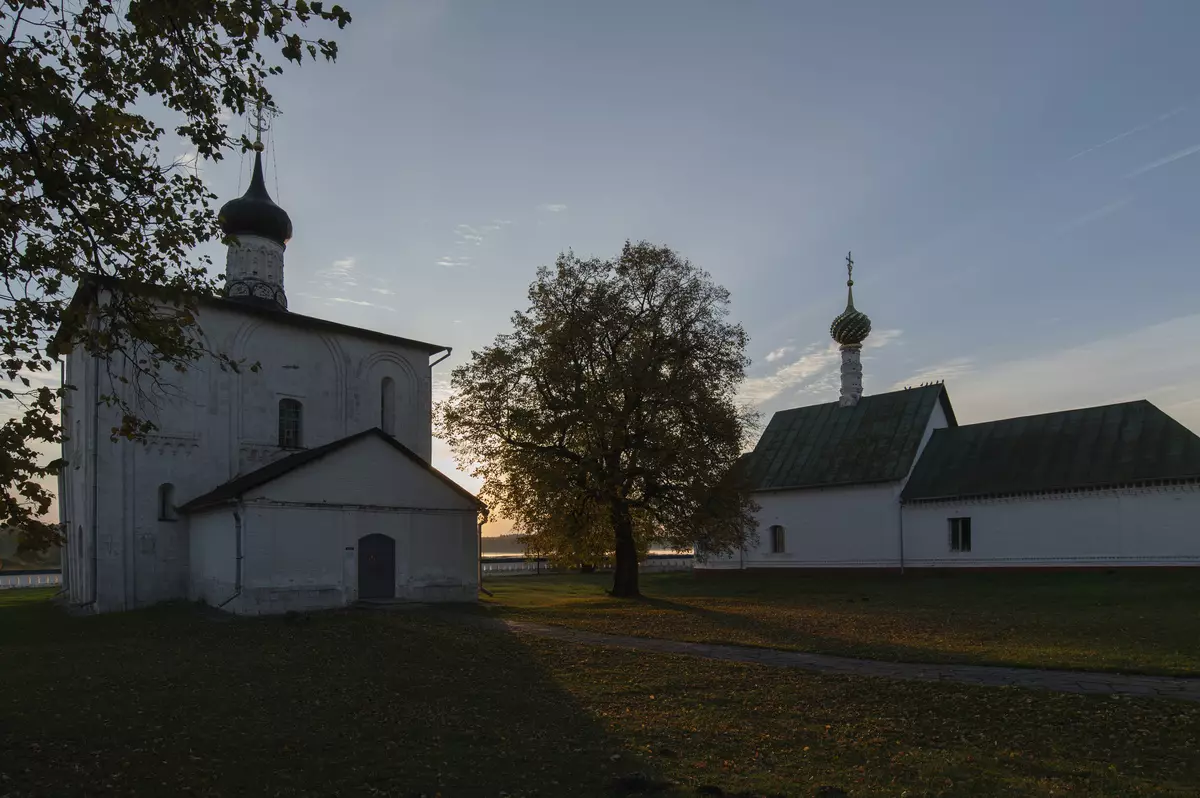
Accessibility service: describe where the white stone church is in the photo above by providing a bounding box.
[700,257,1200,572]
[55,143,482,614]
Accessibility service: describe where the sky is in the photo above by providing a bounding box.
[21,1,1200,533]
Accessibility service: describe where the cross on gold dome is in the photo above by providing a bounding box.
[249,99,277,153]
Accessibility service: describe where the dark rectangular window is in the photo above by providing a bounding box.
[770,524,786,554]
[949,517,972,552]
[278,398,303,448]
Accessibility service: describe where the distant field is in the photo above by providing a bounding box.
[3,589,1200,796]
[485,570,1200,676]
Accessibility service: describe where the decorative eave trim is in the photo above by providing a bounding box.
[902,476,1200,506]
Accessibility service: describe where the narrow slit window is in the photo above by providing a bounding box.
[949,517,972,552]
[381,377,396,436]
[770,524,786,554]
[158,483,176,521]
[278,398,303,448]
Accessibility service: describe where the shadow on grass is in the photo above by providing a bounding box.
[631,595,1004,668]
[0,594,716,797]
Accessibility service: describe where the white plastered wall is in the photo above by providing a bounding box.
[901,485,1200,567]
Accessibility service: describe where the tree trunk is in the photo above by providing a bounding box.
[609,501,640,598]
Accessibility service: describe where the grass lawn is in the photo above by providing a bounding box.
[3,589,1200,796]
[482,570,1200,676]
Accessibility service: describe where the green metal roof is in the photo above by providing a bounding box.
[744,384,956,492]
[901,400,1200,502]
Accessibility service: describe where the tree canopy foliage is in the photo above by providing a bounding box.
[1,0,350,550]
[438,242,758,597]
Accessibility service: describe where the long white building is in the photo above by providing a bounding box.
[701,256,1200,571]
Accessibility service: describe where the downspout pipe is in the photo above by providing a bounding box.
[217,503,244,609]
[897,498,906,575]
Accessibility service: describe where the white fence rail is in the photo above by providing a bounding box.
[481,555,694,578]
[0,571,62,590]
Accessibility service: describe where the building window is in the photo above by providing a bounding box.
[949,517,972,552]
[770,524,786,553]
[278,398,303,448]
[158,483,176,521]
[380,377,396,436]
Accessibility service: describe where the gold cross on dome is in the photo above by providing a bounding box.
[249,99,278,150]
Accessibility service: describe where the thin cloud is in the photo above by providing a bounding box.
[1058,197,1133,232]
[452,219,512,250]
[739,343,840,405]
[537,203,568,213]
[764,346,793,363]
[326,257,356,278]
[933,314,1200,433]
[431,376,454,403]
[437,255,472,268]
[1068,104,1188,161]
[865,329,903,349]
[455,224,485,245]
[1126,141,1200,178]
[327,297,394,311]
[370,287,395,296]
[739,329,903,406]
[888,357,977,391]
[291,291,394,312]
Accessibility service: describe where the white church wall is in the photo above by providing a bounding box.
[245,434,477,512]
[189,509,237,604]
[223,306,435,472]
[56,286,445,613]
[699,482,903,569]
[224,504,476,614]
[901,485,1200,567]
[237,505,348,613]
[60,345,92,604]
[406,512,477,601]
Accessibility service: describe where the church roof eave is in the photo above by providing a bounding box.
[50,274,450,358]
[178,427,485,514]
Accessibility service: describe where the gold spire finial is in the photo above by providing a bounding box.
[846,251,854,286]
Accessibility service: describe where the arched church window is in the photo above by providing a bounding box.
[769,524,785,553]
[381,377,396,436]
[158,483,176,521]
[278,398,303,448]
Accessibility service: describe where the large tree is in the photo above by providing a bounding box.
[438,242,758,598]
[1,0,350,550]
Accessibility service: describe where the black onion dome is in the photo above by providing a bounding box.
[218,151,292,246]
[829,283,872,346]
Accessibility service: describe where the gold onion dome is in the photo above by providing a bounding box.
[829,253,871,346]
